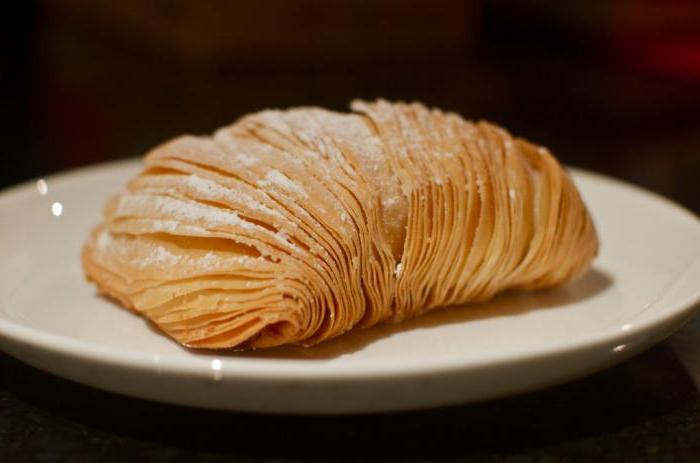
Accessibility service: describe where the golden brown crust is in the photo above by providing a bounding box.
[82,100,598,349]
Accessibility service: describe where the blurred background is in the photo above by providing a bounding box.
[2,0,699,212]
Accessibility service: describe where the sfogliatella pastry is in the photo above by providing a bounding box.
[82,100,598,349]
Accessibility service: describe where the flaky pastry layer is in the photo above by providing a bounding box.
[82,100,598,349]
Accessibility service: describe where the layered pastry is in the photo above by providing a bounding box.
[82,100,598,349]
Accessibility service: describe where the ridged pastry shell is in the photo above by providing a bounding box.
[82,100,598,349]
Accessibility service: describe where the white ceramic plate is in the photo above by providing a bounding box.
[0,160,698,414]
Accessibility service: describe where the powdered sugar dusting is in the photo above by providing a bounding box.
[145,245,181,267]
[182,174,281,218]
[236,154,258,167]
[124,195,243,229]
[382,196,399,208]
[258,170,308,198]
[96,229,113,250]
[139,243,265,270]
[95,228,264,272]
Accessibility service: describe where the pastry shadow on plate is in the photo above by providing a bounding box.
[187,267,612,360]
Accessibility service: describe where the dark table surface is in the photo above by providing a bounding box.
[1,314,699,462]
